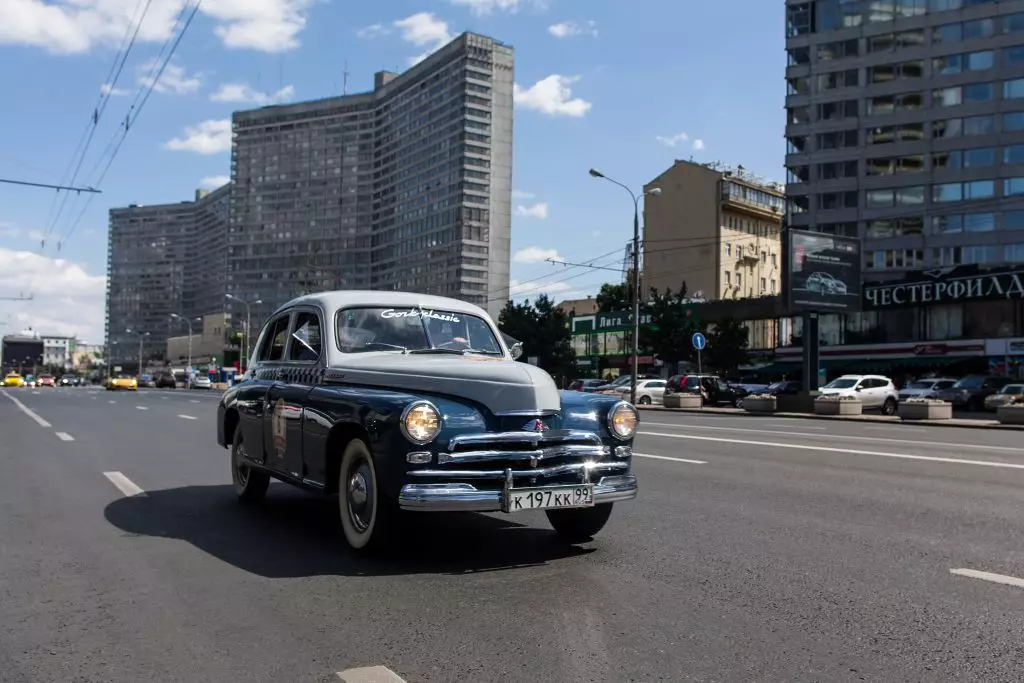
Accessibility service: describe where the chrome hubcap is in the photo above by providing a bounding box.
[235,443,249,487]
[346,461,373,533]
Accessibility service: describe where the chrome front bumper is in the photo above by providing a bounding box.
[398,474,639,512]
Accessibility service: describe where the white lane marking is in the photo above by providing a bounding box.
[950,568,1024,589]
[336,666,407,683]
[646,419,830,430]
[108,400,116,404]
[190,399,199,403]
[160,396,168,400]
[2,391,53,427]
[32,390,39,395]
[642,431,1024,470]
[178,414,197,420]
[640,422,1024,454]
[135,406,148,410]
[55,432,74,441]
[634,452,707,465]
[866,425,926,432]
[103,471,147,498]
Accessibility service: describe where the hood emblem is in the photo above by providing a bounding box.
[522,418,548,432]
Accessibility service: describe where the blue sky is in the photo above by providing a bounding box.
[0,0,784,342]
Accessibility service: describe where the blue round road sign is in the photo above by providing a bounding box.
[692,332,706,350]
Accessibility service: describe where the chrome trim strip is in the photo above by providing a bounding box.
[400,400,443,446]
[491,409,560,417]
[407,461,628,479]
[437,443,609,465]
[398,474,638,512]
[447,430,601,448]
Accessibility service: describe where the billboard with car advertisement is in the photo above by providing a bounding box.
[785,229,862,312]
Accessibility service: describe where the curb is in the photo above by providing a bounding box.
[636,405,1024,431]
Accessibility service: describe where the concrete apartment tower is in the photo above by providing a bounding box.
[228,32,514,323]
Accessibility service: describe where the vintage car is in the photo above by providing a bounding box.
[216,291,639,552]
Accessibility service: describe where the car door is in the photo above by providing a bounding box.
[645,380,666,404]
[862,378,886,408]
[263,308,323,481]
[235,313,291,464]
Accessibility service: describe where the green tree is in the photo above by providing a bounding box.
[498,295,575,382]
[705,316,750,376]
[596,282,630,312]
[643,282,696,370]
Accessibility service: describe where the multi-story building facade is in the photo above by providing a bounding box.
[783,0,1024,375]
[106,186,230,365]
[41,334,75,370]
[643,160,786,349]
[228,32,513,324]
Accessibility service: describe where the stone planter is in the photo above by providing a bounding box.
[663,393,703,409]
[997,406,1024,425]
[899,401,952,420]
[743,397,777,413]
[813,398,863,416]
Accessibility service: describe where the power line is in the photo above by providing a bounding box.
[0,179,100,193]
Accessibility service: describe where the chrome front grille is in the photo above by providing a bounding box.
[409,429,628,484]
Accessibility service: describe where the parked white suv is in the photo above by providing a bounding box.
[818,374,899,415]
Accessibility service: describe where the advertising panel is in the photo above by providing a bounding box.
[786,229,862,312]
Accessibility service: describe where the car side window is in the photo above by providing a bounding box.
[648,380,666,388]
[288,311,322,362]
[259,316,290,362]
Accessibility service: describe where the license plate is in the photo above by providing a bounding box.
[507,485,594,511]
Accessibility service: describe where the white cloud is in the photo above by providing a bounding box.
[394,12,452,65]
[0,248,106,342]
[26,229,46,242]
[515,202,548,219]
[138,59,201,95]
[210,82,294,105]
[655,132,689,147]
[164,119,233,155]
[509,279,580,300]
[100,82,129,96]
[514,246,563,263]
[548,20,597,38]
[450,0,522,15]
[513,75,592,117]
[511,189,535,199]
[0,0,314,55]
[692,139,706,151]
[200,175,231,189]
[357,23,390,38]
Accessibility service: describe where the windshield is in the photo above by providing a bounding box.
[823,378,859,389]
[953,376,983,389]
[335,307,502,355]
[907,380,936,389]
[610,375,632,386]
[1001,384,1024,394]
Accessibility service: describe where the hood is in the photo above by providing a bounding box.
[899,387,932,396]
[330,353,561,415]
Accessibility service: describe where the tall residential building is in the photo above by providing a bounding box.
[643,160,785,349]
[106,186,230,364]
[784,0,1024,272]
[228,32,513,324]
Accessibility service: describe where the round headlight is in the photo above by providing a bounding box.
[607,401,639,440]
[401,401,442,444]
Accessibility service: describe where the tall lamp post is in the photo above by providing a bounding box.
[125,329,150,378]
[588,168,662,406]
[225,294,262,370]
[169,314,201,378]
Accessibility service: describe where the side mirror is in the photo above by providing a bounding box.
[855,386,862,391]
[509,341,523,361]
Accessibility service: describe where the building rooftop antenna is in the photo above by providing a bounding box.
[343,61,349,95]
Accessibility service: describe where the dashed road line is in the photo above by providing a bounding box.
[103,472,147,498]
[190,399,200,403]
[136,406,148,410]
[643,431,1024,470]
[950,568,1024,589]
[2,391,52,428]
[55,432,74,442]
[634,452,707,465]
[108,400,116,404]
[178,414,197,420]
[336,666,407,683]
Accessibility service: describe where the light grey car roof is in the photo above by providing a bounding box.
[272,290,493,320]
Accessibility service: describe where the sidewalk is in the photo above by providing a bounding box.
[636,404,1024,431]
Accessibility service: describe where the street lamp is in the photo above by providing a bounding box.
[169,314,201,378]
[225,294,262,370]
[125,329,150,378]
[589,168,662,406]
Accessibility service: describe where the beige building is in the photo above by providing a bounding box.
[166,313,232,365]
[643,160,786,349]
[558,297,600,318]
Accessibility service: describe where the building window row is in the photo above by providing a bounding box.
[813,178,1024,210]
[863,144,1024,175]
[789,3,1024,39]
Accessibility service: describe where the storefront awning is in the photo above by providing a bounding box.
[841,355,980,373]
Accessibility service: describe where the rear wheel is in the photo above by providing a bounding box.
[881,397,897,416]
[733,396,745,409]
[546,503,614,543]
[637,395,652,405]
[337,439,398,552]
[231,429,270,503]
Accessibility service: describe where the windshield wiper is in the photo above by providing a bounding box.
[407,348,467,355]
[363,342,409,353]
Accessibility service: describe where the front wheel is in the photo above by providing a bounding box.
[546,503,614,543]
[338,438,398,552]
[637,395,651,405]
[733,397,745,409]
[231,430,270,503]
[881,397,897,416]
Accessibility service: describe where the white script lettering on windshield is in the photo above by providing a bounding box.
[380,308,461,323]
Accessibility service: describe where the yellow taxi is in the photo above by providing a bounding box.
[106,375,139,391]
[3,372,25,387]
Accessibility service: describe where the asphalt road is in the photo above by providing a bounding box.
[4,387,1024,682]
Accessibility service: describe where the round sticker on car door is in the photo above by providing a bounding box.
[272,398,287,458]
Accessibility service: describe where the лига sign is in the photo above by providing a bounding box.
[863,266,1024,310]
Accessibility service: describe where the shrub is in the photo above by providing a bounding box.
[814,394,859,402]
